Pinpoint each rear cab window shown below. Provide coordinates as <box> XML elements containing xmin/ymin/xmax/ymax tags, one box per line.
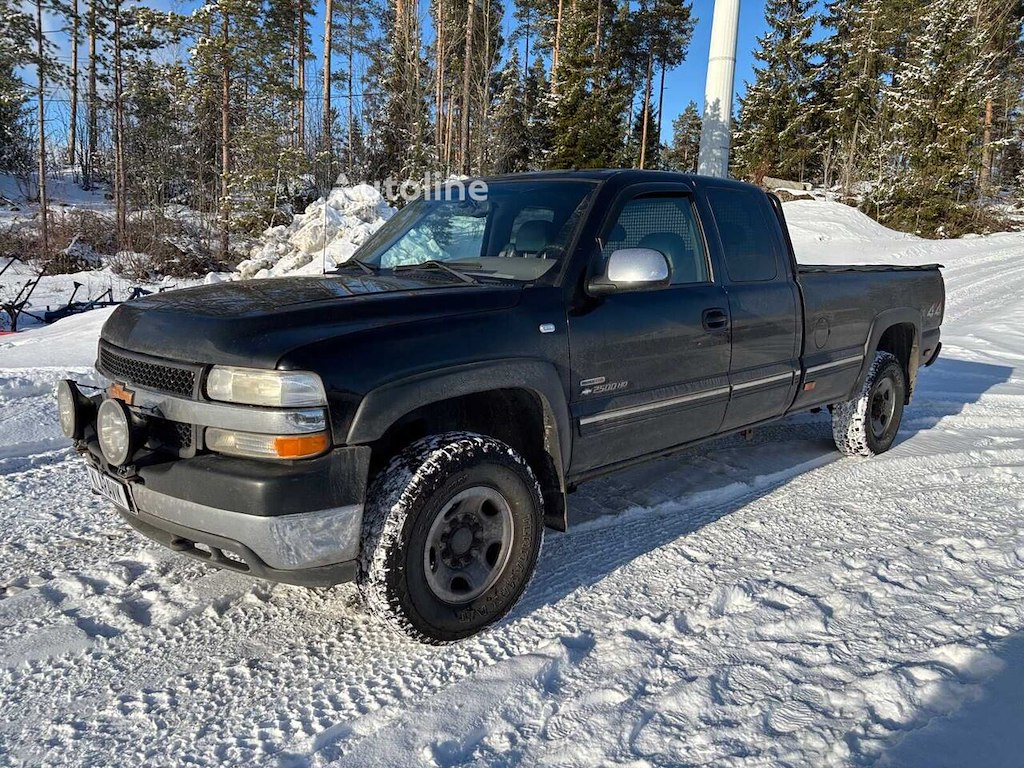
<box><xmin>705</xmin><ymin>186</ymin><xmax>783</xmax><ymax>283</ymax></box>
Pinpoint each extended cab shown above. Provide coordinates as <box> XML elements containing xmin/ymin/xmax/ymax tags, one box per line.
<box><xmin>57</xmin><ymin>171</ymin><xmax>945</xmax><ymax>643</ymax></box>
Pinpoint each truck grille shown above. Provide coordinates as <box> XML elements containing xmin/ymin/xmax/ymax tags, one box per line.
<box><xmin>98</xmin><ymin>344</ymin><xmax>198</xmax><ymax>398</ymax></box>
<box><xmin>148</xmin><ymin>417</ymin><xmax>194</xmax><ymax>451</ymax></box>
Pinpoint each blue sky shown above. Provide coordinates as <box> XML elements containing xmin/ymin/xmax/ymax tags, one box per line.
<box><xmin>656</xmin><ymin>0</ymin><xmax>770</xmax><ymax>136</ymax></box>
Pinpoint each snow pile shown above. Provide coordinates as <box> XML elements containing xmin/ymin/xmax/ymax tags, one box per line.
<box><xmin>233</xmin><ymin>184</ymin><xmax>394</xmax><ymax>279</ymax></box>
<box><xmin>60</xmin><ymin>237</ymin><xmax>104</xmax><ymax>268</ymax></box>
<box><xmin>786</xmin><ymin>200</ymin><xmax>921</xmax><ymax>264</ymax></box>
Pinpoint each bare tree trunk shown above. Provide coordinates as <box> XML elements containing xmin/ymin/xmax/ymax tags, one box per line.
<box><xmin>639</xmin><ymin>52</ymin><xmax>653</xmax><ymax>169</ymax></box>
<box><xmin>593</xmin><ymin>0</ymin><xmax>601</xmax><ymax>59</ymax></box>
<box><xmin>322</xmin><ymin>0</ymin><xmax>333</xmax><ymax>174</ymax></box>
<box><xmin>552</xmin><ymin>0</ymin><xmax>563</xmax><ymax>87</ymax></box>
<box><xmin>459</xmin><ymin>0</ymin><xmax>473</xmax><ymax>174</ymax></box>
<box><xmin>68</xmin><ymin>0</ymin><xmax>79</xmax><ymax>167</ymax></box>
<box><xmin>655</xmin><ymin>60</ymin><xmax>665</xmax><ymax>150</ymax></box>
<box><xmin>843</xmin><ymin>117</ymin><xmax>861</xmax><ymax>199</ymax></box>
<box><xmin>434</xmin><ymin>0</ymin><xmax>443</xmax><ymax>155</ymax></box>
<box><xmin>980</xmin><ymin>97</ymin><xmax>993</xmax><ymax>194</ymax></box>
<box><xmin>220</xmin><ymin>8</ymin><xmax>231</xmax><ymax>257</ymax></box>
<box><xmin>34</xmin><ymin>0</ymin><xmax>48</xmax><ymax>257</ymax></box>
<box><xmin>445</xmin><ymin>90</ymin><xmax>454</xmax><ymax>170</ymax></box>
<box><xmin>85</xmin><ymin>0</ymin><xmax>97</xmax><ymax>189</ymax></box>
<box><xmin>347</xmin><ymin>5</ymin><xmax>355</xmax><ymax>176</ymax></box>
<box><xmin>113</xmin><ymin>0</ymin><xmax>127</xmax><ymax>247</ymax></box>
<box><xmin>297</xmin><ymin>0</ymin><xmax>306</xmax><ymax>151</ymax></box>
<box><xmin>477</xmin><ymin>0</ymin><xmax>490</xmax><ymax>172</ymax></box>
<box><xmin>523</xmin><ymin>9</ymin><xmax>530</xmax><ymax>77</ymax></box>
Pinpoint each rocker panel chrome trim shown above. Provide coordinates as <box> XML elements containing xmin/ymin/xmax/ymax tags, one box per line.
<box><xmin>579</xmin><ymin>386</ymin><xmax>731</xmax><ymax>426</ymax></box>
<box><xmin>805</xmin><ymin>355</ymin><xmax>864</xmax><ymax>375</ymax></box>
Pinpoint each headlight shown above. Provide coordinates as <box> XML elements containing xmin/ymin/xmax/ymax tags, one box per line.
<box><xmin>205</xmin><ymin>366</ymin><xmax>327</xmax><ymax>407</ymax></box>
<box><xmin>56</xmin><ymin>379</ymin><xmax>91</xmax><ymax>439</ymax></box>
<box><xmin>97</xmin><ymin>398</ymin><xmax>135</xmax><ymax>466</ymax></box>
<box><xmin>205</xmin><ymin>427</ymin><xmax>329</xmax><ymax>460</ymax></box>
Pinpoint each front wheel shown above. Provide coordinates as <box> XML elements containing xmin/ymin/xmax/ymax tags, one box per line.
<box><xmin>357</xmin><ymin>432</ymin><xmax>544</xmax><ymax>644</ymax></box>
<box><xmin>831</xmin><ymin>351</ymin><xmax>906</xmax><ymax>456</ymax></box>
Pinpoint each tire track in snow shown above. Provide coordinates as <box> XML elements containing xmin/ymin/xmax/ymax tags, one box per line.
<box><xmin>3</xmin><ymin>423</ymin><xmax>1022</xmax><ymax>766</ymax></box>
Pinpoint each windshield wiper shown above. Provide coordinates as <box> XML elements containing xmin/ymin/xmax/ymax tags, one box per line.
<box><xmin>393</xmin><ymin>260</ymin><xmax>480</xmax><ymax>284</ymax></box>
<box><xmin>331</xmin><ymin>257</ymin><xmax>377</xmax><ymax>275</ymax></box>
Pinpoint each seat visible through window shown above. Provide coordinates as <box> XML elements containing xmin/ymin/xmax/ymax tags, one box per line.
<box><xmin>514</xmin><ymin>219</ymin><xmax>554</xmax><ymax>258</ymax></box>
<box><xmin>602</xmin><ymin>195</ymin><xmax>709</xmax><ymax>285</ymax></box>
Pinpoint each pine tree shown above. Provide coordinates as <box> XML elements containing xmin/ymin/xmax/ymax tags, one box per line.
<box><xmin>627</xmin><ymin>0</ymin><xmax>694</xmax><ymax>169</ymax></box>
<box><xmin>491</xmin><ymin>51</ymin><xmax>529</xmax><ymax>173</ymax></box>
<box><xmin>331</xmin><ymin>0</ymin><xmax>374</xmax><ymax>177</ymax></box>
<box><xmin>509</xmin><ymin>0</ymin><xmax>550</xmax><ymax>79</ymax></box>
<box><xmin>813</xmin><ymin>0</ymin><xmax>886</xmax><ymax>195</ymax></box>
<box><xmin>872</xmin><ymin>0</ymin><xmax>998</xmax><ymax>235</ymax></box>
<box><xmin>664</xmin><ymin>100</ymin><xmax>701</xmax><ymax>172</ymax></box>
<box><xmin>976</xmin><ymin>0</ymin><xmax>1024</xmax><ymax>194</ymax></box>
<box><xmin>0</xmin><ymin>0</ymin><xmax>34</xmax><ymax>174</ymax></box>
<box><xmin>524</xmin><ymin>53</ymin><xmax>553</xmax><ymax>168</ymax></box>
<box><xmin>547</xmin><ymin>0</ymin><xmax>630</xmax><ymax>169</ymax></box>
<box><xmin>83</xmin><ymin>0</ymin><xmax>111</xmax><ymax>190</ymax></box>
<box><xmin>365</xmin><ymin>0</ymin><xmax>433</xmax><ymax>183</ymax></box>
<box><xmin>471</xmin><ymin>0</ymin><xmax>504</xmax><ymax>173</ymax></box>
<box><xmin>32</xmin><ymin>0</ymin><xmax>66</xmax><ymax>254</ymax></box>
<box><xmin>733</xmin><ymin>0</ymin><xmax>817</xmax><ymax>182</ymax></box>
<box><xmin>263</xmin><ymin>0</ymin><xmax>311</xmax><ymax>153</ymax></box>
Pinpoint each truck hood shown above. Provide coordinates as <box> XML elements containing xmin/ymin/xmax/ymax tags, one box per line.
<box><xmin>101</xmin><ymin>273</ymin><xmax>524</xmax><ymax>367</ymax></box>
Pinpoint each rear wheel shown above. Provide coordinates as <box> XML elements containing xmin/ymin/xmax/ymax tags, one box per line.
<box><xmin>357</xmin><ymin>432</ymin><xmax>544</xmax><ymax>644</ymax></box>
<box><xmin>832</xmin><ymin>351</ymin><xmax>906</xmax><ymax>456</ymax></box>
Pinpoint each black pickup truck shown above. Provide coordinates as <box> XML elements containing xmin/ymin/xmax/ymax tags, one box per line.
<box><xmin>57</xmin><ymin>170</ymin><xmax>944</xmax><ymax>643</ymax></box>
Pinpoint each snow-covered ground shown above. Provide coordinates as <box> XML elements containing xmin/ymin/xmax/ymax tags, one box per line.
<box><xmin>0</xmin><ymin>170</ymin><xmax>111</xmax><ymax>215</ymax></box>
<box><xmin>1</xmin><ymin>201</ymin><xmax>1023</xmax><ymax>766</ymax></box>
<box><xmin>0</xmin><ymin>258</ymin><xmax>193</xmax><ymax>333</ymax></box>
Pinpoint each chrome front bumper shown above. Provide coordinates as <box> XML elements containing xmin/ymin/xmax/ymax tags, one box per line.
<box><xmin>132</xmin><ymin>484</ymin><xmax>363</xmax><ymax>571</ymax></box>
<box><xmin>102</xmin><ymin>471</ymin><xmax>363</xmax><ymax>587</ymax></box>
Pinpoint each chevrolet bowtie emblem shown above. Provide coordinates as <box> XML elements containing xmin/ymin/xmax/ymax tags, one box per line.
<box><xmin>108</xmin><ymin>382</ymin><xmax>136</xmax><ymax>406</ymax></box>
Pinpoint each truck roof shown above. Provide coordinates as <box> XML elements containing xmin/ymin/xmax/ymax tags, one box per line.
<box><xmin>476</xmin><ymin>169</ymin><xmax>760</xmax><ymax>194</ymax></box>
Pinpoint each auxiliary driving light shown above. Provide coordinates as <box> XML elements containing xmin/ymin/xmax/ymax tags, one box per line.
<box><xmin>55</xmin><ymin>379</ymin><xmax>92</xmax><ymax>440</ymax></box>
<box><xmin>97</xmin><ymin>397</ymin><xmax>136</xmax><ymax>466</ymax></box>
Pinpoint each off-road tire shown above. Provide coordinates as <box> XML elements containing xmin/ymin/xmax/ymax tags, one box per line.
<box><xmin>832</xmin><ymin>351</ymin><xmax>906</xmax><ymax>456</ymax></box>
<box><xmin>357</xmin><ymin>432</ymin><xmax>544</xmax><ymax>644</ymax></box>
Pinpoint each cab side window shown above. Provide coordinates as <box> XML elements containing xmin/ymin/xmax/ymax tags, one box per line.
<box><xmin>602</xmin><ymin>195</ymin><xmax>709</xmax><ymax>285</ymax></box>
<box><xmin>705</xmin><ymin>187</ymin><xmax>779</xmax><ymax>283</ymax></box>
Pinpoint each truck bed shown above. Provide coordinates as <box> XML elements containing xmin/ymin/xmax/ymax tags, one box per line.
<box><xmin>798</xmin><ymin>263</ymin><xmax>944</xmax><ymax>274</ymax></box>
<box><xmin>788</xmin><ymin>261</ymin><xmax>945</xmax><ymax>412</ymax></box>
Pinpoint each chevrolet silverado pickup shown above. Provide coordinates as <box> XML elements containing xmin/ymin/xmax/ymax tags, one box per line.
<box><xmin>57</xmin><ymin>170</ymin><xmax>945</xmax><ymax>643</ymax></box>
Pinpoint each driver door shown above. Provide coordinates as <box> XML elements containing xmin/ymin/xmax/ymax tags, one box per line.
<box><xmin>567</xmin><ymin>187</ymin><xmax>732</xmax><ymax>473</ymax></box>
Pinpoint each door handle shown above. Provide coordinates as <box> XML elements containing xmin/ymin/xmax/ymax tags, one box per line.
<box><xmin>702</xmin><ymin>308</ymin><xmax>729</xmax><ymax>332</ymax></box>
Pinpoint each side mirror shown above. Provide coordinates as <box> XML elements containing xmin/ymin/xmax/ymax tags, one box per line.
<box><xmin>587</xmin><ymin>248</ymin><xmax>672</xmax><ymax>296</ymax></box>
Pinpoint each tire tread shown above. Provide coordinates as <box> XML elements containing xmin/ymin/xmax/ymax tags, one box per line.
<box><xmin>357</xmin><ymin>432</ymin><xmax>543</xmax><ymax>644</ymax></box>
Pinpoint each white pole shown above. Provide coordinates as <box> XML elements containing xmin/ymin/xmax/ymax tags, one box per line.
<box><xmin>697</xmin><ymin>0</ymin><xmax>741</xmax><ymax>178</ymax></box>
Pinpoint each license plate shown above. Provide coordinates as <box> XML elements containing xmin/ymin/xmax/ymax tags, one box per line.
<box><xmin>87</xmin><ymin>464</ymin><xmax>133</xmax><ymax>512</ymax></box>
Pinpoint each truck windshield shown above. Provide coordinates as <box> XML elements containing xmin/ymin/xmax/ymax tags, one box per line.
<box><xmin>352</xmin><ymin>180</ymin><xmax>598</xmax><ymax>282</ymax></box>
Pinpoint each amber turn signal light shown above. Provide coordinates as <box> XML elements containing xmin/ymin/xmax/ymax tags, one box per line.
<box><xmin>273</xmin><ymin>432</ymin><xmax>331</xmax><ymax>459</ymax></box>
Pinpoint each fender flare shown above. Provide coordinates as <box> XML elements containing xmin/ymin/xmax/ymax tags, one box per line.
<box><xmin>856</xmin><ymin>308</ymin><xmax>922</xmax><ymax>397</ymax></box>
<box><xmin>346</xmin><ymin>359</ymin><xmax>572</xmax><ymax>527</ymax></box>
